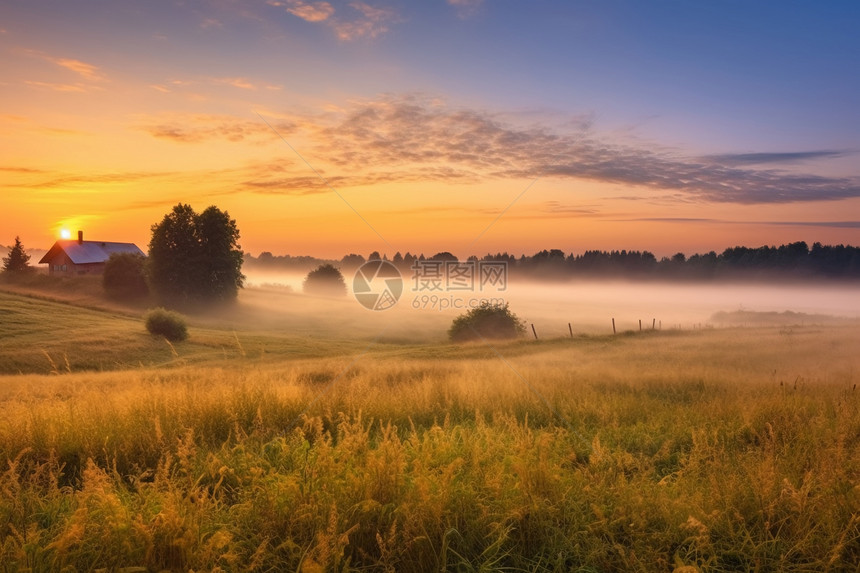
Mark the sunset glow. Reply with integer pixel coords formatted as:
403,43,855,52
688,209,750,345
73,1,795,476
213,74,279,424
2,1,859,259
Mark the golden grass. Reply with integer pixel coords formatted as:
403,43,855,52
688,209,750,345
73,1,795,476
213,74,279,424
1,317,859,571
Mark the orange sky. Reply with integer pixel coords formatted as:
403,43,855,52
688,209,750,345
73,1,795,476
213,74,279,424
2,2,860,260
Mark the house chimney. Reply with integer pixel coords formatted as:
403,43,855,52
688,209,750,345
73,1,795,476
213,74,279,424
77,230,83,244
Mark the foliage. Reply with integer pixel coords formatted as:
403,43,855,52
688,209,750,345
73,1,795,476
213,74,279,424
448,301,526,342
1,236,33,274
144,307,188,341
302,263,347,297
102,252,149,300
147,204,244,306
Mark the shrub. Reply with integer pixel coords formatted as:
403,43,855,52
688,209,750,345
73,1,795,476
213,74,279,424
103,252,149,300
303,264,347,297
144,307,188,341
448,302,526,342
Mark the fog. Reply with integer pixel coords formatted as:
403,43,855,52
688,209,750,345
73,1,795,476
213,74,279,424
236,269,860,342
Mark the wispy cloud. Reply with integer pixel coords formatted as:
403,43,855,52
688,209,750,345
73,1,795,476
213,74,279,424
215,76,258,90
140,95,860,204
270,0,398,40
618,217,860,230
141,114,296,143
333,1,397,40
447,0,483,19
703,151,847,166
24,80,88,93
51,57,107,82
300,95,860,204
200,17,224,29
270,0,335,22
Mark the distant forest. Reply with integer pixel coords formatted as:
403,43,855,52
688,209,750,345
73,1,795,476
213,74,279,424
246,241,860,280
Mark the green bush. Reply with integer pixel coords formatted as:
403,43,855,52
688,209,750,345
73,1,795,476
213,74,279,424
448,301,526,342
144,307,188,341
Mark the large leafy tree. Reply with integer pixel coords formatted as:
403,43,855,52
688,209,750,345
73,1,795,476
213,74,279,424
148,204,244,305
2,236,33,274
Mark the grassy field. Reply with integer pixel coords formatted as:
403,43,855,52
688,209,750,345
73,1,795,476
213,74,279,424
1,287,859,571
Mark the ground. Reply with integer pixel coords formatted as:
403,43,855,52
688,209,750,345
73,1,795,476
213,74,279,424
0,283,858,571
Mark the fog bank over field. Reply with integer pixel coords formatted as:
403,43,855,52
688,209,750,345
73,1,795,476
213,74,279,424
241,268,859,340
503,280,860,337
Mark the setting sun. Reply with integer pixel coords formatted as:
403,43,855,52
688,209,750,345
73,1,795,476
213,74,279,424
59,229,71,240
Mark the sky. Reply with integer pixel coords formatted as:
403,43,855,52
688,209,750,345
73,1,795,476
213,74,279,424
2,0,860,260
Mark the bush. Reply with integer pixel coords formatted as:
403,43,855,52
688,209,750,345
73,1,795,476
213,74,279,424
303,264,347,297
103,252,149,300
144,307,188,341
448,302,526,342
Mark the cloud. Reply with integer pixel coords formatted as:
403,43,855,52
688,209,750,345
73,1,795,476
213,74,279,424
619,217,860,229
703,151,847,165
275,0,335,22
46,57,107,82
447,0,483,18
271,0,397,40
200,17,224,29
332,2,397,40
764,220,860,228
215,77,258,90
141,114,296,143
24,80,88,93
279,94,860,204
137,95,859,204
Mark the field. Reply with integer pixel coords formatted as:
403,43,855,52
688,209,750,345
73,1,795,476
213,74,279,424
1,286,860,572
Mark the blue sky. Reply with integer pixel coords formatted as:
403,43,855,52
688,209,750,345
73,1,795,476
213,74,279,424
2,0,859,256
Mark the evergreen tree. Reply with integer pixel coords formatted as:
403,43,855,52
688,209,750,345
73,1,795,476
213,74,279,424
2,236,32,273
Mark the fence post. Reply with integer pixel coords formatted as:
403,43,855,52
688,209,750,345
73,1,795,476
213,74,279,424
531,323,538,340
568,322,573,338
612,318,616,334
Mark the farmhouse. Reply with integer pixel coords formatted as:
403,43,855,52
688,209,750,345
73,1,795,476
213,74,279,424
39,231,145,276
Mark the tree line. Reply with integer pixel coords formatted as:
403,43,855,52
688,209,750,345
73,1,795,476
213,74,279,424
246,241,860,280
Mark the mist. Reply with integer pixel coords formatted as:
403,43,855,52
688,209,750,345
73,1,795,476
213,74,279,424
237,268,860,342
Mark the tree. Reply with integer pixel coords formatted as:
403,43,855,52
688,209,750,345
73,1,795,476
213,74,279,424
303,264,347,297
148,204,244,305
2,236,33,274
103,252,149,300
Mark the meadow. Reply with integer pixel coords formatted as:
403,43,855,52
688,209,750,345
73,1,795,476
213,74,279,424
1,286,859,572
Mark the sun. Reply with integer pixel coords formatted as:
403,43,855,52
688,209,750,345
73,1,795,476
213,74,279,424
60,229,71,239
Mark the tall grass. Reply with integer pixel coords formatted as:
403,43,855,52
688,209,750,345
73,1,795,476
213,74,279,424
1,325,859,571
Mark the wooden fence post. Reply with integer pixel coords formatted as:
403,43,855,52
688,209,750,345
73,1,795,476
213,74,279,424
568,322,573,338
612,318,616,334
531,323,538,340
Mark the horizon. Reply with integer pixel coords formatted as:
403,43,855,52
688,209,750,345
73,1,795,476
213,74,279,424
2,1,860,258
7,235,860,265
